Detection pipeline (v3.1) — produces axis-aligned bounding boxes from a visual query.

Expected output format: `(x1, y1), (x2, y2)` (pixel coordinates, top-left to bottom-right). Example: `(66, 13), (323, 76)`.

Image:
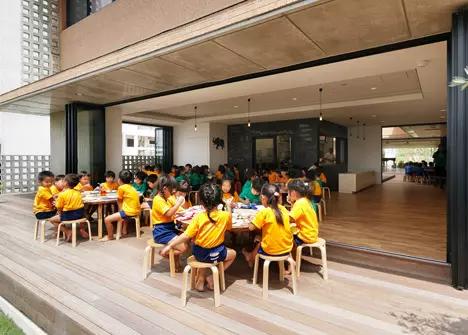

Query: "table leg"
(98, 204), (103, 239)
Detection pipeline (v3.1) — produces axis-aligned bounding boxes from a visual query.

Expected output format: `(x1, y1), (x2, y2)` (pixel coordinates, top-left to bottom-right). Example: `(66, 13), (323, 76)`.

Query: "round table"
(82, 196), (118, 238)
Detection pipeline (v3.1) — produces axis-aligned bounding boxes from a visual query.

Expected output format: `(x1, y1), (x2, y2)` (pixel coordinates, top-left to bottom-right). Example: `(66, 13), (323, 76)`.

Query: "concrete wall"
(0, 0), (21, 94)
(348, 125), (382, 184)
(105, 107), (122, 174)
(209, 123), (228, 169)
(60, 0), (243, 69)
(50, 111), (65, 173)
(173, 121), (210, 166)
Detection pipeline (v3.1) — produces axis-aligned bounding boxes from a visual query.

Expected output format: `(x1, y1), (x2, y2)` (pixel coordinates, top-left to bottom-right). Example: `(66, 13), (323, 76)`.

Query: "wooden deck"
(321, 176), (447, 262)
(1, 194), (467, 335)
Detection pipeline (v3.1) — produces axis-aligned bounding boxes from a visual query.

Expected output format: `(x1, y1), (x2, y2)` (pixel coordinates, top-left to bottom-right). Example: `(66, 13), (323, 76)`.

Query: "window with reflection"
(320, 136), (346, 164)
(67, 0), (115, 27)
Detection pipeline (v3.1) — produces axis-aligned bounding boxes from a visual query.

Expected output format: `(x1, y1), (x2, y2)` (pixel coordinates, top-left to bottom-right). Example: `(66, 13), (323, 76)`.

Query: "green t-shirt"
(239, 181), (260, 204)
(433, 151), (446, 167)
(175, 175), (186, 183)
(226, 171), (235, 179)
(200, 173), (207, 185)
(190, 173), (201, 186)
(132, 182), (147, 194)
(311, 200), (317, 213)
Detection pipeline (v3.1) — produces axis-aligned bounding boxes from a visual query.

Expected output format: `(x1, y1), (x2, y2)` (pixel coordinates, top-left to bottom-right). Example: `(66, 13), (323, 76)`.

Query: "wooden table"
(82, 196), (118, 238)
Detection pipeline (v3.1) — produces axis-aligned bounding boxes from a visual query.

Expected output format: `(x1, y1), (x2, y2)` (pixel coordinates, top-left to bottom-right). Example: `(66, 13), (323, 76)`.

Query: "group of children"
(403, 161), (434, 182)
(34, 163), (325, 290)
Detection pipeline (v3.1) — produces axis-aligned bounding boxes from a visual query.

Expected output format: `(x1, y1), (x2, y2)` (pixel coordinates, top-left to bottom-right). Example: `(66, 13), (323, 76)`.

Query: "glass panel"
(155, 127), (163, 166)
(320, 136), (337, 164)
(255, 138), (275, 171)
(67, 0), (88, 26)
(77, 107), (105, 186)
(276, 135), (292, 167)
(382, 124), (447, 139)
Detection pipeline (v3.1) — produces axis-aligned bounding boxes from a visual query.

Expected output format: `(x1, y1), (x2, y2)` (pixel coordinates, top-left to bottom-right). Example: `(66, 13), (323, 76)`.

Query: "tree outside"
(383, 147), (438, 167)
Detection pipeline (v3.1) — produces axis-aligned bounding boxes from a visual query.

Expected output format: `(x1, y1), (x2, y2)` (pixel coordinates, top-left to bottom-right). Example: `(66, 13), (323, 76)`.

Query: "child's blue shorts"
(35, 210), (57, 220)
(192, 244), (227, 263)
(152, 222), (178, 244)
(258, 246), (290, 257)
(294, 235), (305, 246)
(61, 208), (85, 221)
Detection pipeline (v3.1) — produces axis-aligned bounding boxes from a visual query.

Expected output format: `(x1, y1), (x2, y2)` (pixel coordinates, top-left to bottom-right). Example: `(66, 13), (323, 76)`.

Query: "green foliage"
(0, 313), (24, 335)
(449, 67), (468, 90)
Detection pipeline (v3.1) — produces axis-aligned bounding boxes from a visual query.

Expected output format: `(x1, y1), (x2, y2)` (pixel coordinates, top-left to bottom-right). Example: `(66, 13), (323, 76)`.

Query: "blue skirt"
(152, 222), (178, 244)
(192, 244), (227, 263)
(35, 210), (57, 220)
(61, 208), (85, 221)
(258, 246), (290, 257)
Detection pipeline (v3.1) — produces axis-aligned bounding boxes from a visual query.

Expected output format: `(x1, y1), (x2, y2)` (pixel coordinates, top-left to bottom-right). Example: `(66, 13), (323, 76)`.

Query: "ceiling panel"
(160, 41), (264, 80)
(215, 17), (326, 69)
(100, 68), (173, 92)
(287, 0), (410, 55)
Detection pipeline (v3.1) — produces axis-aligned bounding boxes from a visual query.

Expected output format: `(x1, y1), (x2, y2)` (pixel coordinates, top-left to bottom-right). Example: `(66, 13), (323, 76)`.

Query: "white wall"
(50, 111), (65, 173)
(209, 123), (227, 169)
(106, 107), (123, 173)
(348, 125), (382, 184)
(0, 0), (21, 94)
(174, 121), (210, 166)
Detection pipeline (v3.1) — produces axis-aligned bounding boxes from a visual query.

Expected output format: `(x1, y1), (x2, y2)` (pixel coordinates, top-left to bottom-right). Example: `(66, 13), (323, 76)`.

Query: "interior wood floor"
(0, 193), (466, 335)
(321, 175), (447, 262)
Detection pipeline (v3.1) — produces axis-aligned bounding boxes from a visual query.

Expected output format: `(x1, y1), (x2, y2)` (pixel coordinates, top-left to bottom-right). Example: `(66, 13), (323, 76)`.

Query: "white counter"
(338, 171), (376, 194)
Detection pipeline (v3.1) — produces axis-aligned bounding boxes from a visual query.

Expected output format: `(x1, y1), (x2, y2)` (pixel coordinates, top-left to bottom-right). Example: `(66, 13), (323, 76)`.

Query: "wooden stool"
(189, 191), (200, 206)
(56, 218), (92, 248)
(295, 237), (328, 279)
(142, 208), (151, 226)
(322, 187), (331, 200)
(320, 198), (327, 216)
(35, 219), (65, 243)
(142, 239), (175, 279)
(116, 215), (141, 240)
(252, 253), (297, 300)
(315, 202), (323, 222)
(181, 256), (225, 307)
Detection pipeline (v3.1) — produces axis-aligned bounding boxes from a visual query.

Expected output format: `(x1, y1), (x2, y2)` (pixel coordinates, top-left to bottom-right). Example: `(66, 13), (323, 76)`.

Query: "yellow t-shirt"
(223, 192), (239, 203)
(50, 185), (61, 195)
(268, 172), (278, 183)
(74, 182), (93, 192)
(290, 197), (319, 243)
(101, 181), (118, 191)
(252, 205), (293, 255)
(167, 195), (188, 212)
(319, 173), (327, 184)
(152, 194), (176, 225)
(216, 171), (223, 180)
(146, 171), (157, 176)
(74, 182), (82, 191)
(185, 211), (232, 248)
(34, 186), (54, 214)
(278, 175), (288, 184)
(155, 172), (161, 178)
(313, 180), (322, 196)
(56, 189), (83, 212)
(118, 184), (141, 216)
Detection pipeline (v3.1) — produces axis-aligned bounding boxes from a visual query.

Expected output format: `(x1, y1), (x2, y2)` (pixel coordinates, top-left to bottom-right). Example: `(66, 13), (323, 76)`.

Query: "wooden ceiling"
(0, 0), (466, 115)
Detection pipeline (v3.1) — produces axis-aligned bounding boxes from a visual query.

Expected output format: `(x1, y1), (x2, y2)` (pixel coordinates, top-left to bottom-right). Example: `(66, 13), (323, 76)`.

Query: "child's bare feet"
(65, 231), (73, 242)
(80, 228), (89, 239)
(195, 277), (205, 292)
(242, 248), (254, 268)
(99, 235), (114, 242)
(51, 232), (58, 239)
(206, 275), (214, 291)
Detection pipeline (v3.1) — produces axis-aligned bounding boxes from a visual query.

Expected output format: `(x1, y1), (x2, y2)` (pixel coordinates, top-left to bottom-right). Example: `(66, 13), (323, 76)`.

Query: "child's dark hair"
(193, 165), (201, 175)
(252, 178), (265, 193)
(288, 179), (309, 198)
(199, 184), (223, 223)
(157, 175), (177, 200)
(78, 171), (90, 179)
(104, 171), (116, 179)
(54, 174), (65, 182)
(38, 170), (54, 181)
(221, 177), (234, 194)
(155, 164), (162, 172)
(119, 170), (133, 184)
(185, 163), (192, 169)
(135, 171), (147, 181)
(287, 168), (300, 179)
(64, 173), (80, 188)
(218, 165), (226, 174)
(144, 165), (153, 171)
(305, 168), (317, 181)
(174, 166), (181, 178)
(177, 179), (191, 193)
(171, 164), (178, 170)
(146, 174), (158, 183)
(261, 183), (284, 225)
(245, 168), (257, 181)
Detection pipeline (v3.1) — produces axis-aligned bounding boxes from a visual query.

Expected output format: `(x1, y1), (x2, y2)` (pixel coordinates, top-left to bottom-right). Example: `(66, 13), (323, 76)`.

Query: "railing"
(122, 155), (154, 174)
(0, 155), (50, 194)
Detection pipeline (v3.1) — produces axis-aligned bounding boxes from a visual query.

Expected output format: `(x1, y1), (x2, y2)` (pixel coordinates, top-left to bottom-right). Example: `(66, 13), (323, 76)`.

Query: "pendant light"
(248, 98), (251, 127)
(349, 117), (353, 137)
(319, 87), (323, 121)
(357, 121), (360, 139)
(194, 106), (197, 131)
(363, 123), (366, 140)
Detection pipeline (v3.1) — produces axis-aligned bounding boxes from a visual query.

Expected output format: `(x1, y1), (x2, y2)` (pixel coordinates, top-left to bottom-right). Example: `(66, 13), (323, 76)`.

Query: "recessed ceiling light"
(233, 105), (239, 108)
(371, 87), (377, 90)
(75, 93), (83, 96)
(381, 121), (385, 123)
(292, 98), (297, 101)
(440, 109), (446, 112)
(371, 115), (377, 118)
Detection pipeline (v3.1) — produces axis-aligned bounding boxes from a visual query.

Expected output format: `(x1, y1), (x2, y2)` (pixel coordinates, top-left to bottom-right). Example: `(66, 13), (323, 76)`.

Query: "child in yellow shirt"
(50, 174), (64, 196)
(168, 179), (192, 210)
(306, 169), (322, 202)
(154, 164), (162, 178)
(162, 184), (236, 291)
(101, 170), (141, 241)
(75, 171), (93, 192)
(277, 168), (288, 184)
(100, 171), (119, 191)
(50, 174), (86, 240)
(242, 183), (293, 267)
(287, 179), (319, 245)
(34, 171), (56, 221)
(221, 177), (239, 203)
